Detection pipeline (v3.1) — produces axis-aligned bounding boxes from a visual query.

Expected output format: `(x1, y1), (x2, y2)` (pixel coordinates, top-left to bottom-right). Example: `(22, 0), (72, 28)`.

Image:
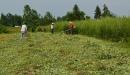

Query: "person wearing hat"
(68, 21), (76, 34)
(51, 23), (55, 34)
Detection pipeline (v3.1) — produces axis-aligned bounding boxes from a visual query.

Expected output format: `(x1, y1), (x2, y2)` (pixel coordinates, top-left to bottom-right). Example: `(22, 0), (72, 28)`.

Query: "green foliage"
(0, 13), (7, 26)
(85, 16), (90, 19)
(73, 4), (85, 20)
(94, 5), (102, 19)
(7, 27), (20, 33)
(0, 13), (22, 27)
(23, 5), (32, 24)
(55, 21), (68, 32)
(102, 4), (114, 17)
(23, 5), (40, 32)
(43, 11), (56, 25)
(63, 4), (86, 21)
(0, 25), (8, 33)
(36, 26), (47, 32)
(55, 17), (130, 41)
(57, 16), (63, 21)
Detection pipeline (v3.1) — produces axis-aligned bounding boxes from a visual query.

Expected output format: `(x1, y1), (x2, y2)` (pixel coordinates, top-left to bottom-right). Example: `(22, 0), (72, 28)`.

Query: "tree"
(39, 17), (44, 25)
(73, 4), (85, 20)
(73, 4), (81, 20)
(63, 4), (86, 21)
(80, 11), (86, 20)
(23, 5), (40, 31)
(57, 16), (62, 21)
(23, 5), (32, 26)
(43, 11), (56, 25)
(65, 12), (74, 21)
(6, 13), (22, 27)
(85, 16), (90, 19)
(0, 13), (22, 27)
(13, 14), (22, 26)
(94, 5), (101, 19)
(102, 4), (113, 17)
(0, 13), (7, 26)
(6, 13), (13, 26)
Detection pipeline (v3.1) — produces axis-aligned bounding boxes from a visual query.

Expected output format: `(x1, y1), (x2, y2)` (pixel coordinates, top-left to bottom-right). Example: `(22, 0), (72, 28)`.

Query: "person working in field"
(68, 21), (76, 34)
(51, 23), (55, 34)
(21, 23), (27, 39)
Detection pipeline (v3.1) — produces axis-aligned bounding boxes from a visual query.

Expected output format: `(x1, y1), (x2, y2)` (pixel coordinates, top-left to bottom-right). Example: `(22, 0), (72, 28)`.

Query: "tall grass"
(55, 17), (130, 41)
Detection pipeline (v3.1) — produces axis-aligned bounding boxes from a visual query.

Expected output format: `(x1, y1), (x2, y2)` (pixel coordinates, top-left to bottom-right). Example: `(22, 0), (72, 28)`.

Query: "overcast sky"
(0, 0), (130, 17)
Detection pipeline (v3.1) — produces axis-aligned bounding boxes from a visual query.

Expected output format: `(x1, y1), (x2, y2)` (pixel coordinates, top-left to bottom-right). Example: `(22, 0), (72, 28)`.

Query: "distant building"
(15, 26), (20, 28)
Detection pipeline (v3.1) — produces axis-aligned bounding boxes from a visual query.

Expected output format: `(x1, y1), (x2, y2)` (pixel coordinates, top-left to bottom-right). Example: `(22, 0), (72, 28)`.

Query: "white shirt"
(51, 24), (54, 29)
(21, 25), (27, 32)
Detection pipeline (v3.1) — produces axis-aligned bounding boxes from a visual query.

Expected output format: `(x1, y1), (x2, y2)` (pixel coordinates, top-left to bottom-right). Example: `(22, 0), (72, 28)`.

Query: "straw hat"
(52, 23), (54, 25)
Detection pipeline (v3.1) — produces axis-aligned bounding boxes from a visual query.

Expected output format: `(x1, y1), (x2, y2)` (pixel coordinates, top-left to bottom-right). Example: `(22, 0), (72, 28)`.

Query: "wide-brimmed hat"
(69, 21), (73, 24)
(52, 23), (54, 25)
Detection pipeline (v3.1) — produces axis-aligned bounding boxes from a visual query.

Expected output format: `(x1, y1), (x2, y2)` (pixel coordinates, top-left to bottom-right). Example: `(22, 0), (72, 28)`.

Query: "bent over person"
(68, 21), (76, 34)
(21, 24), (27, 39)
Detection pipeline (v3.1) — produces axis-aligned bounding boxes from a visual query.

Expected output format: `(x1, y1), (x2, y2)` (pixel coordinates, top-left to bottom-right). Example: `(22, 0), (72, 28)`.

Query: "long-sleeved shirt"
(51, 24), (54, 29)
(21, 25), (27, 32)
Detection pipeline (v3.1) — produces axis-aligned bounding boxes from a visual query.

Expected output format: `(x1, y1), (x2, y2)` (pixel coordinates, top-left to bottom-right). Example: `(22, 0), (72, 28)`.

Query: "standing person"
(51, 23), (54, 34)
(68, 21), (76, 34)
(21, 24), (27, 39)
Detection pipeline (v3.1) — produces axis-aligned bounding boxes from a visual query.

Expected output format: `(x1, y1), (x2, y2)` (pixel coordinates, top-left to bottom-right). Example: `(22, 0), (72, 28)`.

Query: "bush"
(7, 27), (20, 33)
(0, 25), (9, 33)
(36, 26), (43, 32)
(36, 26), (49, 32)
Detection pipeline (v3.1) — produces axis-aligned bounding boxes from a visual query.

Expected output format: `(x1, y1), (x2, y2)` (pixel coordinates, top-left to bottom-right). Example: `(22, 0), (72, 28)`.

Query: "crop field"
(0, 32), (130, 75)
(55, 17), (130, 41)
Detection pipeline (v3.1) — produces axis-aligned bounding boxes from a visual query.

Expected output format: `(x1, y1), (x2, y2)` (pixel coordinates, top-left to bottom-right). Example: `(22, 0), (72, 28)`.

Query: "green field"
(0, 32), (130, 75)
(55, 17), (130, 41)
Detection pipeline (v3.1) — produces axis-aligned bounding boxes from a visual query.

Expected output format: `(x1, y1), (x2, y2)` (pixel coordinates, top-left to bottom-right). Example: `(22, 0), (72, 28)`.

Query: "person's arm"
(25, 26), (27, 31)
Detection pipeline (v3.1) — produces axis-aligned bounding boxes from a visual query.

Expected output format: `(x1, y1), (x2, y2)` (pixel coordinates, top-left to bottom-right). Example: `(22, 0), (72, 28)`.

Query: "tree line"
(0, 4), (114, 31)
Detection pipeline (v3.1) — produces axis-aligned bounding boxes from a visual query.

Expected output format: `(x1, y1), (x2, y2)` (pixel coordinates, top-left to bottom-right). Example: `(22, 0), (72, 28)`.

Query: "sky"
(0, 0), (130, 17)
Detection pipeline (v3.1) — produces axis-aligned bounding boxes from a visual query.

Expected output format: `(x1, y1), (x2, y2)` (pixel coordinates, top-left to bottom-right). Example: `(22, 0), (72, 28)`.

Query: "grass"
(0, 32), (130, 75)
(55, 17), (130, 41)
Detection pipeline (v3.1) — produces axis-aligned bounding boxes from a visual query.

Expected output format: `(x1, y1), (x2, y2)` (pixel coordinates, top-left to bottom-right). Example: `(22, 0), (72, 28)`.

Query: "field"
(1, 17), (130, 41)
(55, 17), (130, 41)
(0, 32), (130, 75)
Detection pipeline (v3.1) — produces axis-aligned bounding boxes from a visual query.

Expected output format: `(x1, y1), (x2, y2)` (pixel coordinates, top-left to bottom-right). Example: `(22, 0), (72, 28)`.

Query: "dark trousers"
(51, 29), (54, 34)
(21, 31), (27, 39)
(69, 28), (73, 34)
